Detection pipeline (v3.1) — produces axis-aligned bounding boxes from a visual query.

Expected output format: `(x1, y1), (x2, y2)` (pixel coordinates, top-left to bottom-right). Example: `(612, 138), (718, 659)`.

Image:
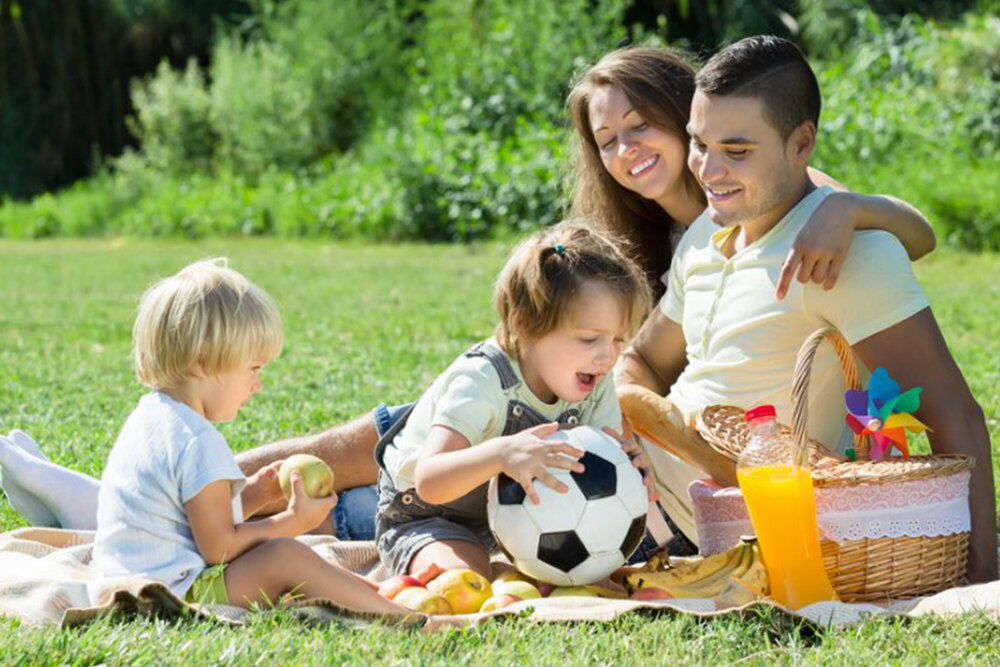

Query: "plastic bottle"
(736, 405), (837, 609)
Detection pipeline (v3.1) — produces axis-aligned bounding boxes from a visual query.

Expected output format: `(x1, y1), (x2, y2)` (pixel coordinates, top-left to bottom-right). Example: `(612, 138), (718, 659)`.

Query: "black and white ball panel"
(487, 426), (649, 586)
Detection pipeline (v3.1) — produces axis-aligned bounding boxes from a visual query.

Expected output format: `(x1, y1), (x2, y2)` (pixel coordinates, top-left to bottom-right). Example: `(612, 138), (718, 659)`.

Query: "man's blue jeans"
(331, 403), (411, 540)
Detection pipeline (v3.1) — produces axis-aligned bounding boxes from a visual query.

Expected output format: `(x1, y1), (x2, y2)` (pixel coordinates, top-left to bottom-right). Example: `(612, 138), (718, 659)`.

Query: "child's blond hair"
(495, 221), (652, 357)
(133, 258), (283, 390)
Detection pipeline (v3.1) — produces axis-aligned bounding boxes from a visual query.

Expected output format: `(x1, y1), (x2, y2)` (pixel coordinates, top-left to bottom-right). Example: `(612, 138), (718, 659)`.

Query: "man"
(615, 35), (996, 583)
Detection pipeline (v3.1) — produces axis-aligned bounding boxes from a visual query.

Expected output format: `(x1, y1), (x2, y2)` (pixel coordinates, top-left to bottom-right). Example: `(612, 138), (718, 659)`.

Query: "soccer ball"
(487, 426), (648, 586)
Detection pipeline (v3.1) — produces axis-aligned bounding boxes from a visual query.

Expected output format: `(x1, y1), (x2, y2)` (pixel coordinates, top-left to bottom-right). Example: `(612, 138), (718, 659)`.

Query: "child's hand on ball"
(287, 471), (338, 533)
(498, 422), (584, 505)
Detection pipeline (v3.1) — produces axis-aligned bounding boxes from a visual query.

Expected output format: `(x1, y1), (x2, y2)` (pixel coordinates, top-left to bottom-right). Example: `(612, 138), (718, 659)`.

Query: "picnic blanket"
(2, 527), (999, 630)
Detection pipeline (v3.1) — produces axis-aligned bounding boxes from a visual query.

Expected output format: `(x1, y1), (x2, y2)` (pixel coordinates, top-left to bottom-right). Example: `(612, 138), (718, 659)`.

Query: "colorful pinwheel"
(844, 367), (930, 460)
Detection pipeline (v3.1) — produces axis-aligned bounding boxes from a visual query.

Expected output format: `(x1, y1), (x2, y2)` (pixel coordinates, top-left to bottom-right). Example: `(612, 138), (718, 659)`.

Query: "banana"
(625, 538), (771, 601)
(735, 539), (769, 596)
(625, 541), (748, 598)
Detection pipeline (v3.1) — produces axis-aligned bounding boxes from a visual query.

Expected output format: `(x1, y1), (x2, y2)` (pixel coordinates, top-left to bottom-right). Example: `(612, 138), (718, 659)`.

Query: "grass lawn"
(1, 238), (998, 665)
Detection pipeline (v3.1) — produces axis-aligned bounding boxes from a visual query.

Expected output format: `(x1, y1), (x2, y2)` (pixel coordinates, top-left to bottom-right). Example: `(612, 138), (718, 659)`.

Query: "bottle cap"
(744, 405), (776, 423)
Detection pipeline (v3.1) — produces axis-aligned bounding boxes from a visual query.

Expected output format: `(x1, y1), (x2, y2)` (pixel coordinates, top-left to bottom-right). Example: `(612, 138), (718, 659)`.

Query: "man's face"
(687, 91), (808, 230)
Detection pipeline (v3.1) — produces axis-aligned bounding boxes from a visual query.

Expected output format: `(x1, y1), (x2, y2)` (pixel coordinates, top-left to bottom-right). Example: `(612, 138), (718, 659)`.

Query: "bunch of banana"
(624, 538), (768, 603)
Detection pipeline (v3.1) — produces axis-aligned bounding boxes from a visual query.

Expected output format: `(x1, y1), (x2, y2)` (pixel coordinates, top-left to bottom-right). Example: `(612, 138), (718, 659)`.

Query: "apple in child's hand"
(393, 587), (453, 615)
(377, 575), (425, 600)
(426, 569), (493, 614)
(629, 586), (673, 601)
(479, 593), (522, 612)
(491, 580), (541, 600)
(278, 454), (335, 500)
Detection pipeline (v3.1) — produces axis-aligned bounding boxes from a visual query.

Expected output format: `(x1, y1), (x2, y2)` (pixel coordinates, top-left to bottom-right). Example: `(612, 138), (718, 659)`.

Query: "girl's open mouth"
(576, 372), (598, 391)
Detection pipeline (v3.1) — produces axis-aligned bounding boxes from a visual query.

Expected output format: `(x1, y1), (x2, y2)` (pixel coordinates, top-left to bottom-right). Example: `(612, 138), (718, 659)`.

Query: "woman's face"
(588, 85), (689, 211)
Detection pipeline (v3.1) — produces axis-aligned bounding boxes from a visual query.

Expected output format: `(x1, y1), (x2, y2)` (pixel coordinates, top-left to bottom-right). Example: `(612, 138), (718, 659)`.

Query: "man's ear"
(787, 121), (816, 165)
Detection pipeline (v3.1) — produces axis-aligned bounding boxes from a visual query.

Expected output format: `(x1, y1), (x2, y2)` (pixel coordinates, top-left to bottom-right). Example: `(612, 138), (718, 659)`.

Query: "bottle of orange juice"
(736, 405), (837, 609)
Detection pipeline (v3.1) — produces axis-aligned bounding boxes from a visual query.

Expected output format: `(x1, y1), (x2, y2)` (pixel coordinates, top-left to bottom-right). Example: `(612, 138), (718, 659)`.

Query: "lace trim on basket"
(817, 495), (970, 543)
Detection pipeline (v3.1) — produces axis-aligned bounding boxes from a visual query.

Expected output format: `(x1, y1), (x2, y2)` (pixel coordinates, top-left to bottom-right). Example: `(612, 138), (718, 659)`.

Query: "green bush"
(210, 36), (317, 176)
(814, 11), (1000, 250)
(126, 59), (216, 176)
(411, 0), (627, 137)
(372, 115), (569, 241)
(255, 0), (411, 154)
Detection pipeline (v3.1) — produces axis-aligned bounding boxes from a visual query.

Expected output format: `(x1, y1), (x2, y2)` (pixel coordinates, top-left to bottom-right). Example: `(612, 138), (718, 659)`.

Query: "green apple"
(492, 569), (534, 585)
(278, 454), (335, 500)
(426, 569), (493, 614)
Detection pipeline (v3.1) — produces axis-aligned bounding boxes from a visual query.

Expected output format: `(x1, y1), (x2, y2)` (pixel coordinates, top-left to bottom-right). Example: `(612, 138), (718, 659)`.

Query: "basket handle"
(791, 327), (868, 461)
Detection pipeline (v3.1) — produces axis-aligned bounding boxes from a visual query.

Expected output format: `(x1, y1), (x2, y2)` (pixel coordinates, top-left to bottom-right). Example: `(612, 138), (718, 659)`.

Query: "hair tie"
(554, 244), (565, 254)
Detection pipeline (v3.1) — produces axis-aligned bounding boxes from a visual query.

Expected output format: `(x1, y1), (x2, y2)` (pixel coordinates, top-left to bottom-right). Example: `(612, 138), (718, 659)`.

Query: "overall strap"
(373, 401), (419, 471)
(464, 340), (519, 390)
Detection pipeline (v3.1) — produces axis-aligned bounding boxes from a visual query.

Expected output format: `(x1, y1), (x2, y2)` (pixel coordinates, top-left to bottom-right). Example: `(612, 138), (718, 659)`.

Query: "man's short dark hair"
(695, 35), (820, 140)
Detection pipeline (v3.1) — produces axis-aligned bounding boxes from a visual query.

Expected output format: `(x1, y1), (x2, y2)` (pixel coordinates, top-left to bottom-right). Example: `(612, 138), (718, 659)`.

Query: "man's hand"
(603, 421), (658, 502)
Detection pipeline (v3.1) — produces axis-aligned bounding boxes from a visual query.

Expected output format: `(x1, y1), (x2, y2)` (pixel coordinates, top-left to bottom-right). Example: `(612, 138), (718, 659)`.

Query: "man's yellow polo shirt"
(647, 186), (929, 542)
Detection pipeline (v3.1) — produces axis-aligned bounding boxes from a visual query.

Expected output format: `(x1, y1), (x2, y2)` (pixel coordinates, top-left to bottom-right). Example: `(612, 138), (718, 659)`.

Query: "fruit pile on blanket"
(376, 566), (628, 615)
(375, 538), (769, 615)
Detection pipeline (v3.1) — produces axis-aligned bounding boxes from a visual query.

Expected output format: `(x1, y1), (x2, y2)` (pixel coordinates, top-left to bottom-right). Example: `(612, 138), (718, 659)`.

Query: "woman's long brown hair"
(567, 46), (705, 300)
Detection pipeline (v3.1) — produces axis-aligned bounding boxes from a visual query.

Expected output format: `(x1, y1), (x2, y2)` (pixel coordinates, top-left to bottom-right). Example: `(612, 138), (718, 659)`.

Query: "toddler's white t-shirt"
(94, 392), (246, 597)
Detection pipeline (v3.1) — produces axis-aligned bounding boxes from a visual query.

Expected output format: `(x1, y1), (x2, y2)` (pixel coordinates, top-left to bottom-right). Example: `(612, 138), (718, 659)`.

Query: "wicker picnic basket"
(695, 327), (974, 601)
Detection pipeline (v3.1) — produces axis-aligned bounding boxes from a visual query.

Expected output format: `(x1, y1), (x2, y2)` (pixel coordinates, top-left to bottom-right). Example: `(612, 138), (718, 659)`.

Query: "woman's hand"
(776, 191), (858, 300)
(286, 470), (338, 534)
(497, 422), (584, 505)
(603, 420), (658, 502)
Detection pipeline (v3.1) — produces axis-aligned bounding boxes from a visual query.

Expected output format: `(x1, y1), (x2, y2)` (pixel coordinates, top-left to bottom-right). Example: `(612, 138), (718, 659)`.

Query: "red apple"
(629, 586), (673, 601)
(537, 582), (556, 597)
(377, 574), (424, 600)
(414, 562), (446, 586)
